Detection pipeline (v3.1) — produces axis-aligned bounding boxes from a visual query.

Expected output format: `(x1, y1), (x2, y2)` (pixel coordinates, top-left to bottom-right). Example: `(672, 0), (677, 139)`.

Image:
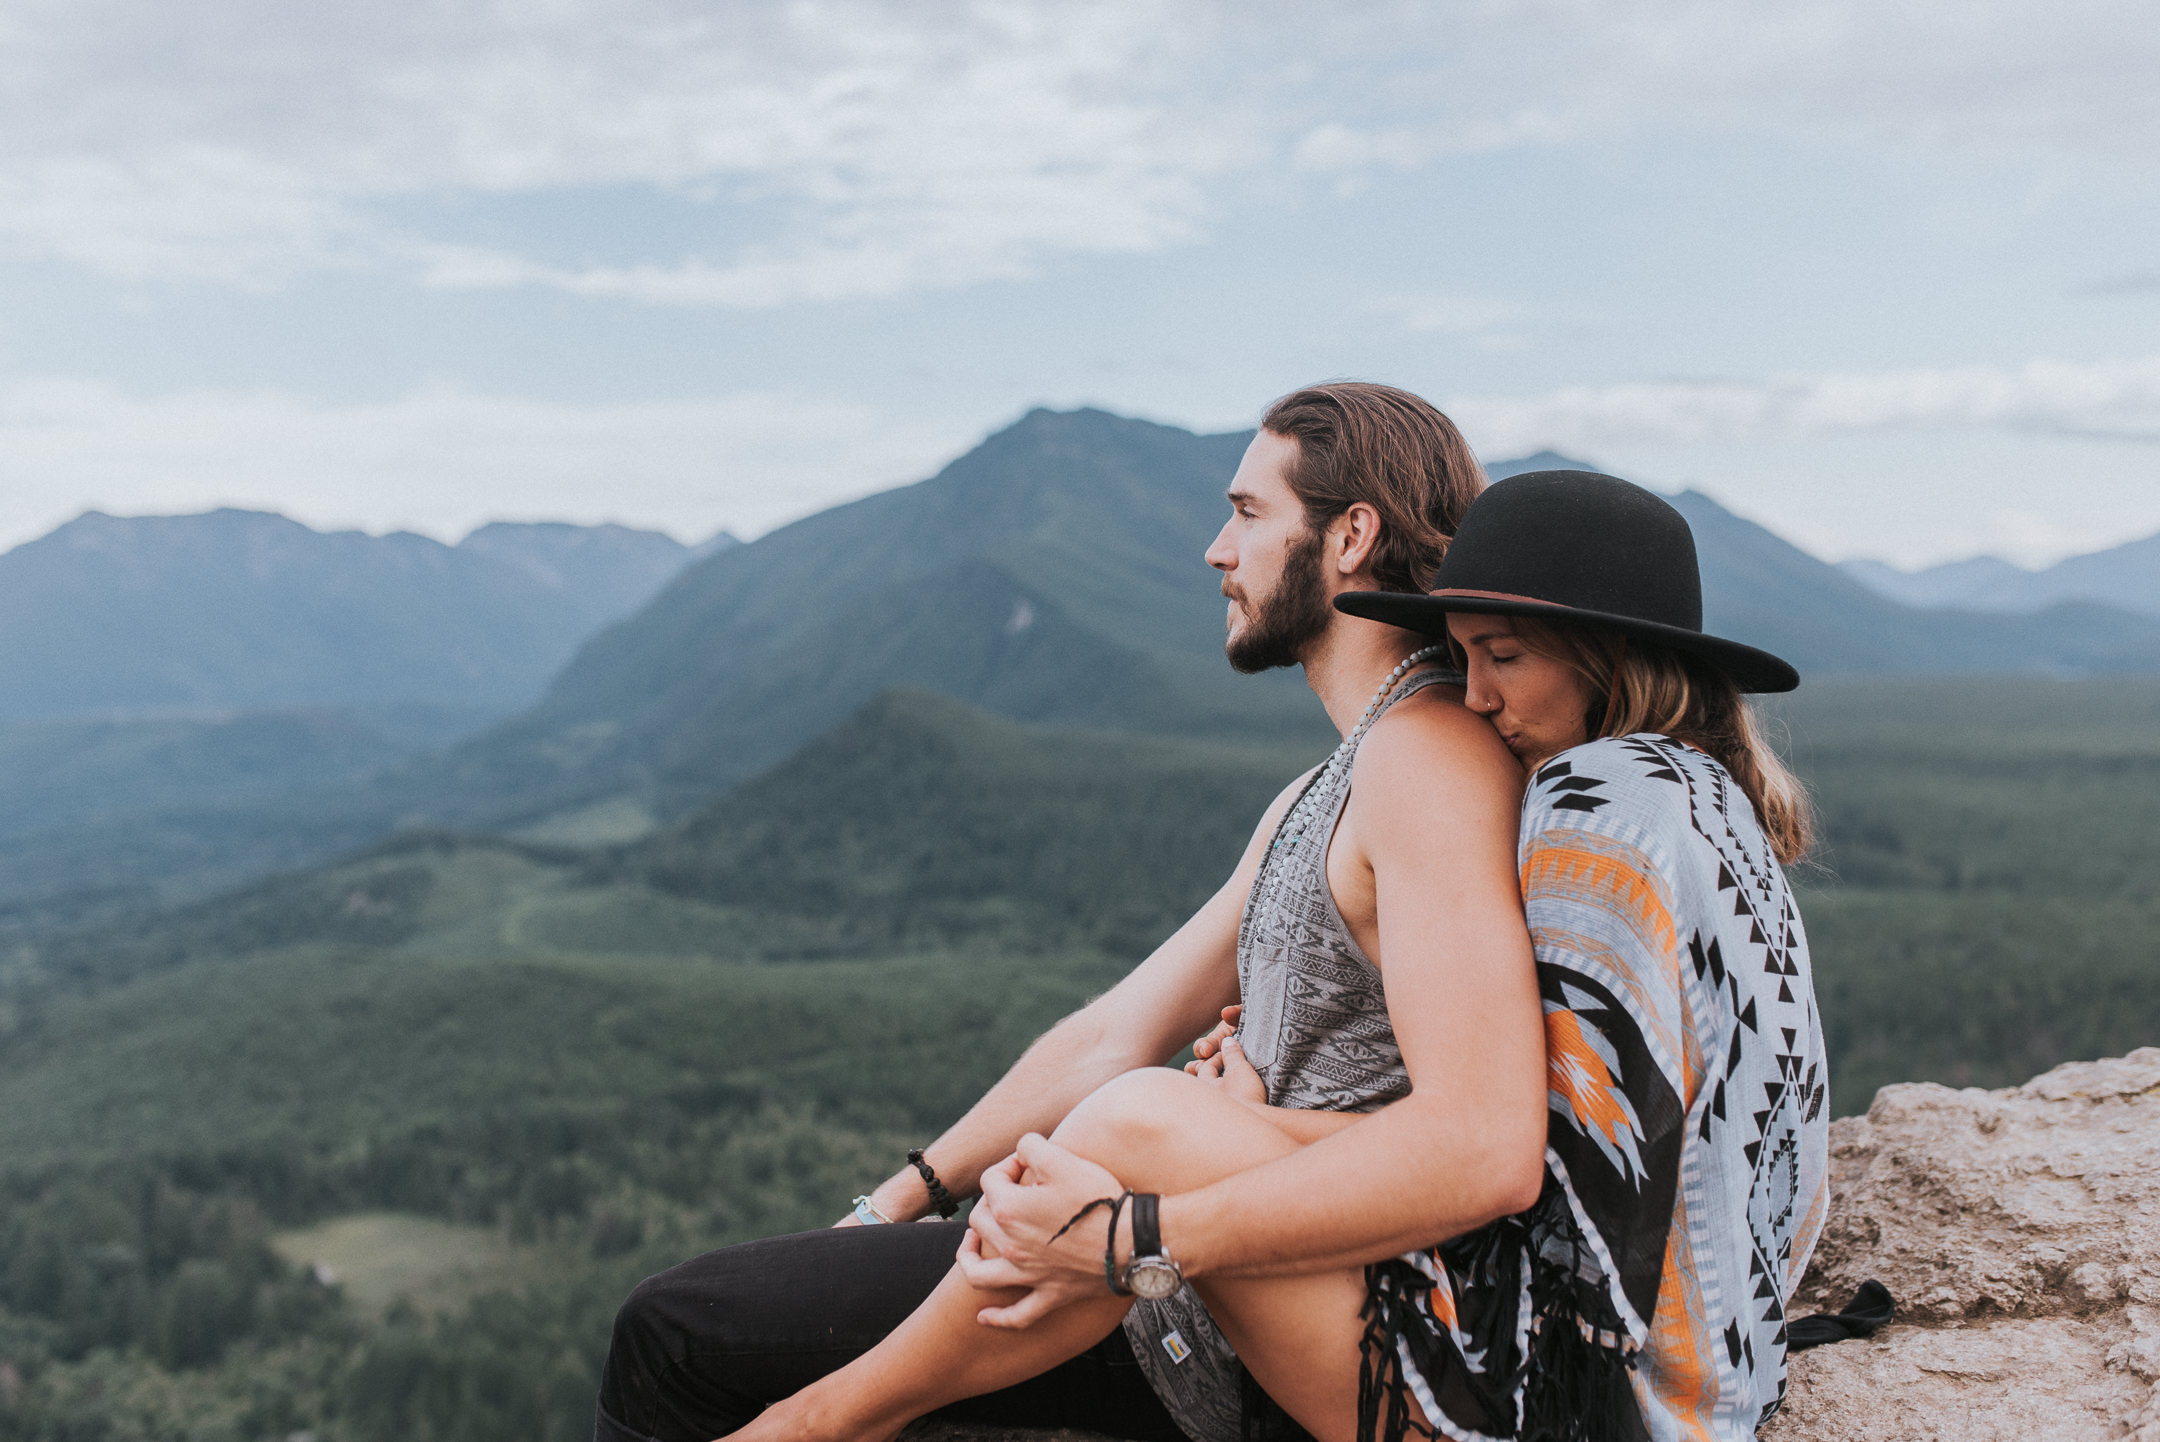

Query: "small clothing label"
(1160, 1328), (1191, 1364)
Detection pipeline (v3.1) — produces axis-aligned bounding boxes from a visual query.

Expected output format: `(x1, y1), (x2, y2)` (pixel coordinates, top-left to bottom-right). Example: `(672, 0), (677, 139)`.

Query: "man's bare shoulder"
(1353, 687), (1522, 797)
(1344, 690), (1526, 886)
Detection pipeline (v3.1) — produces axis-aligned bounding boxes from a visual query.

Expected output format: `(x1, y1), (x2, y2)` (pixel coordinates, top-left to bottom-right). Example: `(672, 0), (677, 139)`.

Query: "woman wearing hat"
(1334, 469), (1829, 1442)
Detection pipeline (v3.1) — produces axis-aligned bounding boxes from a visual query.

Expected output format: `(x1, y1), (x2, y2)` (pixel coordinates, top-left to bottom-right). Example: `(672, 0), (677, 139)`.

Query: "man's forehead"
(1228, 430), (1298, 503)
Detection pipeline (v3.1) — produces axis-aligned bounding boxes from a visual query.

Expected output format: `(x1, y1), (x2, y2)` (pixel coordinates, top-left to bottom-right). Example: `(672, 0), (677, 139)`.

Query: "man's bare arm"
(1156, 703), (1547, 1272)
(846, 767), (1315, 1222)
(952, 704), (1545, 1321)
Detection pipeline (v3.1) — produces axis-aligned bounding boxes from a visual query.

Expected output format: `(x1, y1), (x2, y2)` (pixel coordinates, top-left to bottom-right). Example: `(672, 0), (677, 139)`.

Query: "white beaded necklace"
(1272, 644), (1450, 850)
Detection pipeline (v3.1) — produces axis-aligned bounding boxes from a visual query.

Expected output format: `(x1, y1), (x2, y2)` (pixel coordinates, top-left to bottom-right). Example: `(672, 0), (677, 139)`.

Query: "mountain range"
(0, 509), (717, 718)
(4, 408), (2159, 918)
(416, 409), (1316, 828)
(411, 411), (2160, 833)
(1842, 531), (2160, 617)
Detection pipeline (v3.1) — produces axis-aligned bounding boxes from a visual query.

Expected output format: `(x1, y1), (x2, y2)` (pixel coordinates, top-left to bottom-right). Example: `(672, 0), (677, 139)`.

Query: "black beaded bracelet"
(907, 1148), (960, 1218)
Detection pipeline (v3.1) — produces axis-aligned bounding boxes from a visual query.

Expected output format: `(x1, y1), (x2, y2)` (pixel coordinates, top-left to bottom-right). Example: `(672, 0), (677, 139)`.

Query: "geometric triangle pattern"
(1518, 734), (1829, 1441)
(1208, 724), (1830, 1442)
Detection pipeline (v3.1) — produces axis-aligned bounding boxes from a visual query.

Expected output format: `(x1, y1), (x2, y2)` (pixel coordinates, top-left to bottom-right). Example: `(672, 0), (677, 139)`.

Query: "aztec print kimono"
(1361, 734), (1830, 1442)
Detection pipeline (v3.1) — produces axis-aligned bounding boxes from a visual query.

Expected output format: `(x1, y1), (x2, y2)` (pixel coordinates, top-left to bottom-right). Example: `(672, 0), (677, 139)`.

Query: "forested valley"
(1, 677), (2156, 1439)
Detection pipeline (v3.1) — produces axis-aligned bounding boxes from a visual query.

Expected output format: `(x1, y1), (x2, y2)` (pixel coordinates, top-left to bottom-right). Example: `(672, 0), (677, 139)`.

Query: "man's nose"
(1205, 532), (1236, 572)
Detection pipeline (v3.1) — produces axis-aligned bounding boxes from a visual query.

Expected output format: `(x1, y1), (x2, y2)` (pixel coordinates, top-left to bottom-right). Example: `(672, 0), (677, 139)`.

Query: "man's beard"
(1225, 528), (1333, 674)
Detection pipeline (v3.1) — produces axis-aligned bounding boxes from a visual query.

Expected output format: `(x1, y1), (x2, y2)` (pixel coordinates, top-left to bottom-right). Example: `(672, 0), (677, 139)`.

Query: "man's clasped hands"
(955, 1005), (1265, 1329)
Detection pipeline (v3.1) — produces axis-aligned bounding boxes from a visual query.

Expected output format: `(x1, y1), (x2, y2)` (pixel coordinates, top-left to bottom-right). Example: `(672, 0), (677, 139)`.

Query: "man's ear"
(1330, 502), (1384, 577)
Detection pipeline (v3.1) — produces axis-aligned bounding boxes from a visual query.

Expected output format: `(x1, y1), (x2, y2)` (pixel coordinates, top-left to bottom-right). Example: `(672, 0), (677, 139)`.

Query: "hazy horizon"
(7, 416), (2148, 579)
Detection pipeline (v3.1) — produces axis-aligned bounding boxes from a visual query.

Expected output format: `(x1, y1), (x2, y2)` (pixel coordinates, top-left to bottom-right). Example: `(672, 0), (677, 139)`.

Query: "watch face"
(1127, 1257), (1183, 1300)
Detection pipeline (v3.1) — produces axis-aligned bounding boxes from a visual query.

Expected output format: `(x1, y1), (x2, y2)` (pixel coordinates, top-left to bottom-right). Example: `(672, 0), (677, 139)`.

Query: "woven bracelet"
(908, 1148), (960, 1218)
(1102, 1190), (1133, 1296)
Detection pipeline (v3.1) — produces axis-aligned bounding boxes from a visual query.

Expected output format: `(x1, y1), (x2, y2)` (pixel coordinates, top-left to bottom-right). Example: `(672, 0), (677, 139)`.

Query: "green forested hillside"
(416, 408), (1319, 830)
(632, 689), (1324, 955)
(1774, 677), (2160, 1106)
(2, 678), (2156, 1438)
(0, 706), (496, 928)
(0, 945), (1127, 1440)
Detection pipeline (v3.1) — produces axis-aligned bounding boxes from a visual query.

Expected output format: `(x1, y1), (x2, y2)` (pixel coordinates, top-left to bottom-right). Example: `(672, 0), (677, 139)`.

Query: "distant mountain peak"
(997, 404), (1244, 447)
(1841, 530), (2159, 617)
(0, 509), (699, 718)
(692, 530), (741, 559)
(42, 506), (318, 549)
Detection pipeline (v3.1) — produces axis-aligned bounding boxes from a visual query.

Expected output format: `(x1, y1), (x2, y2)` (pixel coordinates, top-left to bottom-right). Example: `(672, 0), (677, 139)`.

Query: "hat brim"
(1335, 590), (1800, 694)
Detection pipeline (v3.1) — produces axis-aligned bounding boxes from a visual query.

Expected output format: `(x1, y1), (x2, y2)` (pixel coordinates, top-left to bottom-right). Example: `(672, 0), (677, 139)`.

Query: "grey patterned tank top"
(1121, 665), (1462, 1442)
(1234, 665), (1459, 1111)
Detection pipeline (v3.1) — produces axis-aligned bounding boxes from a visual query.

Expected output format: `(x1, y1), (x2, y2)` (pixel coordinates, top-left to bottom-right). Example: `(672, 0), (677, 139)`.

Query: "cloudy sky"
(1, 0), (2155, 568)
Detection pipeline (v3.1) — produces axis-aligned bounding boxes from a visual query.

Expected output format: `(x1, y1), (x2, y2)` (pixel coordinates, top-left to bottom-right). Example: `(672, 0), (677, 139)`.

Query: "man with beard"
(594, 384), (1541, 1442)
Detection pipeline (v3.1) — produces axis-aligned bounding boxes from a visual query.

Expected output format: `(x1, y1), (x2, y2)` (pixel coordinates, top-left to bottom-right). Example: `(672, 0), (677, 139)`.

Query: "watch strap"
(1130, 1192), (1162, 1259)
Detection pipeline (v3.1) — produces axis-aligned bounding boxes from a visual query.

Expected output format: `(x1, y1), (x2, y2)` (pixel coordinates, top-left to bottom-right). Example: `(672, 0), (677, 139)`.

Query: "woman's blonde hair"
(1508, 617), (1814, 864)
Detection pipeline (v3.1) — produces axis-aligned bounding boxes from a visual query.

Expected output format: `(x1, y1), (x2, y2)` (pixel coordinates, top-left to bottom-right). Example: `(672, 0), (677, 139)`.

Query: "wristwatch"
(1119, 1192), (1185, 1300)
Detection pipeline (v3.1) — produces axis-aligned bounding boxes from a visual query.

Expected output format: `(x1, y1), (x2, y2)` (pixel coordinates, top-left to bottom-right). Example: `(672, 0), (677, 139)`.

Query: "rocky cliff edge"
(1767, 1046), (2160, 1441)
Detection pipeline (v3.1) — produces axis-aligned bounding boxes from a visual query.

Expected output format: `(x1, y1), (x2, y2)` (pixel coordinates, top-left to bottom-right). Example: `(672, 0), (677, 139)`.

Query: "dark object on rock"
(1788, 1280), (1896, 1351)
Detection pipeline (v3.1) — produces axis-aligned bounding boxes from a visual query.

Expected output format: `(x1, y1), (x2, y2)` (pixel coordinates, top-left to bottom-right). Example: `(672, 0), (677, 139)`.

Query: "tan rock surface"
(1767, 1047), (2160, 1442)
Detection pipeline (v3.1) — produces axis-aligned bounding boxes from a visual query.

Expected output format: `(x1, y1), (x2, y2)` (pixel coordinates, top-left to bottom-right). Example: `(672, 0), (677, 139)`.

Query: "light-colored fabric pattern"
(1384, 734), (1830, 1442)
(1123, 666), (1461, 1442)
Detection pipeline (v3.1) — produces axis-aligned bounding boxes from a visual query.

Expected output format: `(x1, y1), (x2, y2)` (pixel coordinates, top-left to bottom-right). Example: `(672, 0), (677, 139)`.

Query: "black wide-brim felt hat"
(1335, 469), (1800, 694)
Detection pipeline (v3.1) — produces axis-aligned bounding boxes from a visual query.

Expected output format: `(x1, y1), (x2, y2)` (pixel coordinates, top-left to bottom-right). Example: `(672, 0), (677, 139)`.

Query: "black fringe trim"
(1355, 1181), (1649, 1442)
(1519, 1246), (1646, 1442)
(1357, 1258), (1442, 1442)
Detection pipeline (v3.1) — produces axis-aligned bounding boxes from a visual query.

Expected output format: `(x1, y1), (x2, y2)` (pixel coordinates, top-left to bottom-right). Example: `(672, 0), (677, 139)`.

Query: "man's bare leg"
(729, 1069), (1403, 1442)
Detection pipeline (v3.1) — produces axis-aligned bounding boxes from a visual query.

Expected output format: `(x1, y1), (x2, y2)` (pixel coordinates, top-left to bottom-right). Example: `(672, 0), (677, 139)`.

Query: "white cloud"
(0, 378), (975, 550)
(0, 0), (2151, 304)
(1286, 1), (2160, 172)
(1448, 355), (2160, 456)
(0, 0), (1246, 303)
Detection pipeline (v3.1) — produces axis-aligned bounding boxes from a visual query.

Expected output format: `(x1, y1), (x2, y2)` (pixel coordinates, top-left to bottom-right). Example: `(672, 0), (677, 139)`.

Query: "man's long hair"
(1261, 382), (1486, 593)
